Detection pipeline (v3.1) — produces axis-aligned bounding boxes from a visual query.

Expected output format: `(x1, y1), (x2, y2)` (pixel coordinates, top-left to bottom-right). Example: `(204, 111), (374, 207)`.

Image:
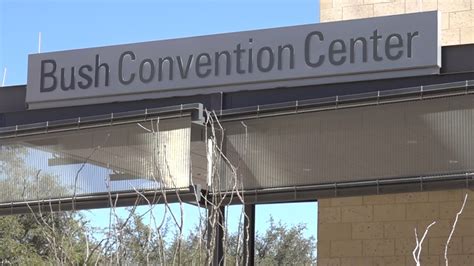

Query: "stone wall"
(320, 0), (474, 45)
(317, 189), (474, 265)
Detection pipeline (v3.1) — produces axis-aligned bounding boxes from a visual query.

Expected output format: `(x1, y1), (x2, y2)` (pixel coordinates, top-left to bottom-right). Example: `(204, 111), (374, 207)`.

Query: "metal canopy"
(0, 105), (208, 213)
(221, 90), (474, 191)
(2, 81), (474, 214)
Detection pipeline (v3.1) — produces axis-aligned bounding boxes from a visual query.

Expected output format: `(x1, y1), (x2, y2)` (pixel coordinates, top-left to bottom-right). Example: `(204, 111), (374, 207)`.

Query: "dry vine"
(412, 193), (469, 266)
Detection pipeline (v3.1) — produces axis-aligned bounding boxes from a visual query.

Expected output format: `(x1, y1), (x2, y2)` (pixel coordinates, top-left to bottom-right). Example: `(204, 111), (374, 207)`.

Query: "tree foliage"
(0, 137), (317, 264)
(255, 217), (316, 265)
(0, 211), (317, 265)
(0, 212), (91, 264)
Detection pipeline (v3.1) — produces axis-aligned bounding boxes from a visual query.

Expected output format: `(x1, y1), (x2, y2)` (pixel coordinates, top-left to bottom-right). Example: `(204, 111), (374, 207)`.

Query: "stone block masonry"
(317, 189), (474, 265)
(320, 0), (474, 46)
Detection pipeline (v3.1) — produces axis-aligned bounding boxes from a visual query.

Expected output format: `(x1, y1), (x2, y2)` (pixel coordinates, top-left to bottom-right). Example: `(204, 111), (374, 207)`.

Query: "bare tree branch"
(445, 193), (469, 266)
(413, 221), (436, 266)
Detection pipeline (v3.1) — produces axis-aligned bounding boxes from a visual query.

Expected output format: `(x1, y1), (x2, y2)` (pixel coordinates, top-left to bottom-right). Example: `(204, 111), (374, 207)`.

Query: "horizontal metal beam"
(109, 173), (142, 181)
(0, 187), (201, 216)
(1, 172), (472, 215)
(218, 80), (474, 122)
(0, 103), (203, 139)
(48, 157), (84, 166)
(218, 172), (474, 205)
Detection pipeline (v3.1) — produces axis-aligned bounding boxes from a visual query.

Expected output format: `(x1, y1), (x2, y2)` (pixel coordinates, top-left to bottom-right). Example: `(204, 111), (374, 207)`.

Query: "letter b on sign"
(40, 59), (57, 92)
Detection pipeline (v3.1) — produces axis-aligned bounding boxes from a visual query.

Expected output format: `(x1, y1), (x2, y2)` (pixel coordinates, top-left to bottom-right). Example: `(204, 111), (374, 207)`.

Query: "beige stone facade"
(317, 2), (473, 264)
(320, 0), (474, 45)
(317, 189), (474, 265)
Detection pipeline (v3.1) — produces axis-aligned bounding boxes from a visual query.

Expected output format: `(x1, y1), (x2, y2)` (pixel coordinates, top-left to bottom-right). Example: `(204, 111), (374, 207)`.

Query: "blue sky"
(1, 0), (319, 86)
(1, 0), (319, 238)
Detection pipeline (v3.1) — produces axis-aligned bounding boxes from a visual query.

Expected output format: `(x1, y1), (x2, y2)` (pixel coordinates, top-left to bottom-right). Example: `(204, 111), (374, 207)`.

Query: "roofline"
(1, 44), (473, 127)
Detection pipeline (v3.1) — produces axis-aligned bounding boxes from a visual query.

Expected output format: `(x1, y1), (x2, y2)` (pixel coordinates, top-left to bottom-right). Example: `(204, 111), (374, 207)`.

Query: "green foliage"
(166, 219), (209, 265)
(255, 217), (317, 266)
(0, 145), (317, 264)
(0, 145), (92, 264)
(0, 212), (92, 264)
(0, 210), (317, 265)
(0, 146), (68, 203)
(0, 215), (43, 264)
(105, 212), (167, 264)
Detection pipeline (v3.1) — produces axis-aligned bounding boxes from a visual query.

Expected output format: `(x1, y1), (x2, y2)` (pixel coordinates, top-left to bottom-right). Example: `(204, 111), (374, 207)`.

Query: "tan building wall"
(318, 2), (473, 264)
(320, 0), (474, 45)
(317, 189), (474, 265)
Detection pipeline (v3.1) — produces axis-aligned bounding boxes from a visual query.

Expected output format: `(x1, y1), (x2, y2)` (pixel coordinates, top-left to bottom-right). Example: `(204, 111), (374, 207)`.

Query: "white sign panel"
(27, 11), (440, 109)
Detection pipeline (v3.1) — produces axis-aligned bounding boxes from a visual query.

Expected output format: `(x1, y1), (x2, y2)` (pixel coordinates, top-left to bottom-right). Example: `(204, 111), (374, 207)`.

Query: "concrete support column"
(208, 206), (225, 266)
(243, 204), (256, 266)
